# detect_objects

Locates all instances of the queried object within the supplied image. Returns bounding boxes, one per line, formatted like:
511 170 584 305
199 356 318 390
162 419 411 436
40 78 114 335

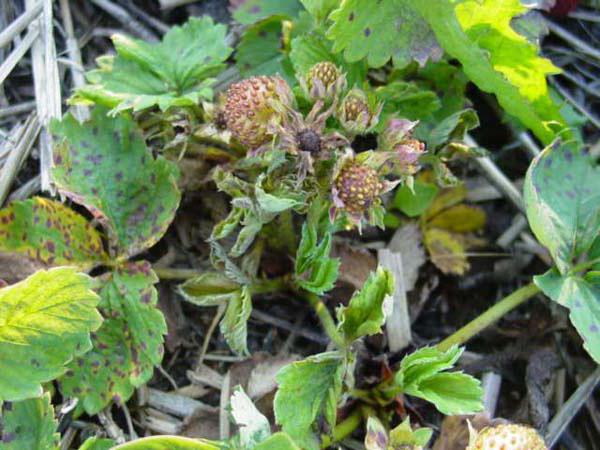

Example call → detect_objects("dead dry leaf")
388 222 426 291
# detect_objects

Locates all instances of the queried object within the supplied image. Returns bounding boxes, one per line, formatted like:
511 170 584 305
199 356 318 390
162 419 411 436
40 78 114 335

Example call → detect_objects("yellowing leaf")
424 228 470 275
428 204 486 233
424 184 467 220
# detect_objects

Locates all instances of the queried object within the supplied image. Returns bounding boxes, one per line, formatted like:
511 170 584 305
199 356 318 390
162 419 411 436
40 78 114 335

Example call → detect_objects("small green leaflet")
337 267 394 343
0 197 106 269
178 272 241 306
232 0 302 25
535 269 600 364
375 81 441 124
220 287 253 356
60 262 166 414
300 0 338 24
51 108 181 258
395 346 483 415
295 200 340 295
0 268 101 403
274 352 344 450
0 394 59 450
365 416 432 450
413 0 566 145
73 17 232 113
110 436 220 450
393 181 439 218
229 387 271 448
79 437 115 450
326 0 442 68
254 433 300 450
524 142 600 274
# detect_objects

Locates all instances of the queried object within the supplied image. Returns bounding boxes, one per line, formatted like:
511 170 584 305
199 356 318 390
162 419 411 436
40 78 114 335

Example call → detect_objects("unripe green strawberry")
337 88 381 135
303 61 346 101
224 76 292 149
335 161 383 215
467 424 547 450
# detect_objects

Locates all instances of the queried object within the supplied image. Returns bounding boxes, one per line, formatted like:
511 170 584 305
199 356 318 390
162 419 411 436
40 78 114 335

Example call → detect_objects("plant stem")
152 267 200 280
320 407 364 448
304 291 346 349
250 276 290 295
437 282 541 351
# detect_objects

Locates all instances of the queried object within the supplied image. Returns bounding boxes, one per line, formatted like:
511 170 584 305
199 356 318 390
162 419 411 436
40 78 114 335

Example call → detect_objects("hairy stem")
304 291 345 349
437 282 541 351
152 267 200 280
250 276 290 295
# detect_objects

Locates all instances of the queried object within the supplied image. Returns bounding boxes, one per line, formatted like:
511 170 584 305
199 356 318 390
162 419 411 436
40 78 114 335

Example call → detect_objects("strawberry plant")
0 1 597 449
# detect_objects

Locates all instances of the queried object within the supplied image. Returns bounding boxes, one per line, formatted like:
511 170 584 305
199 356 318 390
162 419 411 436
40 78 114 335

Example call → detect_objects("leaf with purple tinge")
0 197 106 271
51 108 181 257
59 261 166 414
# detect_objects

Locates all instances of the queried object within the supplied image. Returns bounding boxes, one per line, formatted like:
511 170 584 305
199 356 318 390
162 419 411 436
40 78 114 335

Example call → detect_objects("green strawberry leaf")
535 269 600 364
326 0 442 68
300 0 338 24
274 352 344 449
395 346 483 415
376 81 441 123
0 393 59 450
72 17 232 113
232 0 302 25
220 287 252 356
51 108 181 258
79 437 115 450
178 272 241 306
0 268 101 403
0 197 106 270
413 0 566 145
110 436 219 450
524 142 600 274
60 262 166 414
406 371 483 415
393 181 439 218
230 386 271 448
425 109 480 151
337 267 394 343
254 433 301 450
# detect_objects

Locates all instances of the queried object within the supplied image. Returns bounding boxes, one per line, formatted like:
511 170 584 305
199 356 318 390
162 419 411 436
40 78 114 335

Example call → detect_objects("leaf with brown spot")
51 108 181 257
0 197 106 273
59 261 166 414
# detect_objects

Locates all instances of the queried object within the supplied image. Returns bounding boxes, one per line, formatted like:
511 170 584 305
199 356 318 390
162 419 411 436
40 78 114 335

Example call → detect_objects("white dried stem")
546 19 600 62
0 2 42 48
0 27 40 85
378 249 412 352
89 0 158 41
147 388 215 418
0 100 36 119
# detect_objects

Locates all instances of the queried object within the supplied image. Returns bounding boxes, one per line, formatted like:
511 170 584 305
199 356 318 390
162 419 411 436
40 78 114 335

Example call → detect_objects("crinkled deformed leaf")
0 393 59 450
535 269 600 363
73 17 232 113
230 386 271 448
51 108 180 257
232 0 302 25
337 267 394 343
220 287 252 356
60 262 166 414
178 272 241 306
0 197 106 269
326 0 442 68
274 352 344 449
395 346 483 415
413 0 566 144
0 268 101 403
524 142 600 274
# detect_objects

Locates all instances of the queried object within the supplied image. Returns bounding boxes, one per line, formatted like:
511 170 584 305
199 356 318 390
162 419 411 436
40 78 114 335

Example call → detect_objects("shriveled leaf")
52 108 181 257
413 0 566 144
365 417 388 450
337 267 394 343
427 204 486 233
0 394 59 450
178 272 241 306
231 0 302 24
0 197 105 270
254 433 300 450
230 387 271 447
0 268 101 403
60 262 166 414
111 436 219 450
73 17 232 113
274 352 344 449
535 269 600 363
393 180 439 218
327 0 442 68
220 287 252 356
524 142 600 274
424 228 470 275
